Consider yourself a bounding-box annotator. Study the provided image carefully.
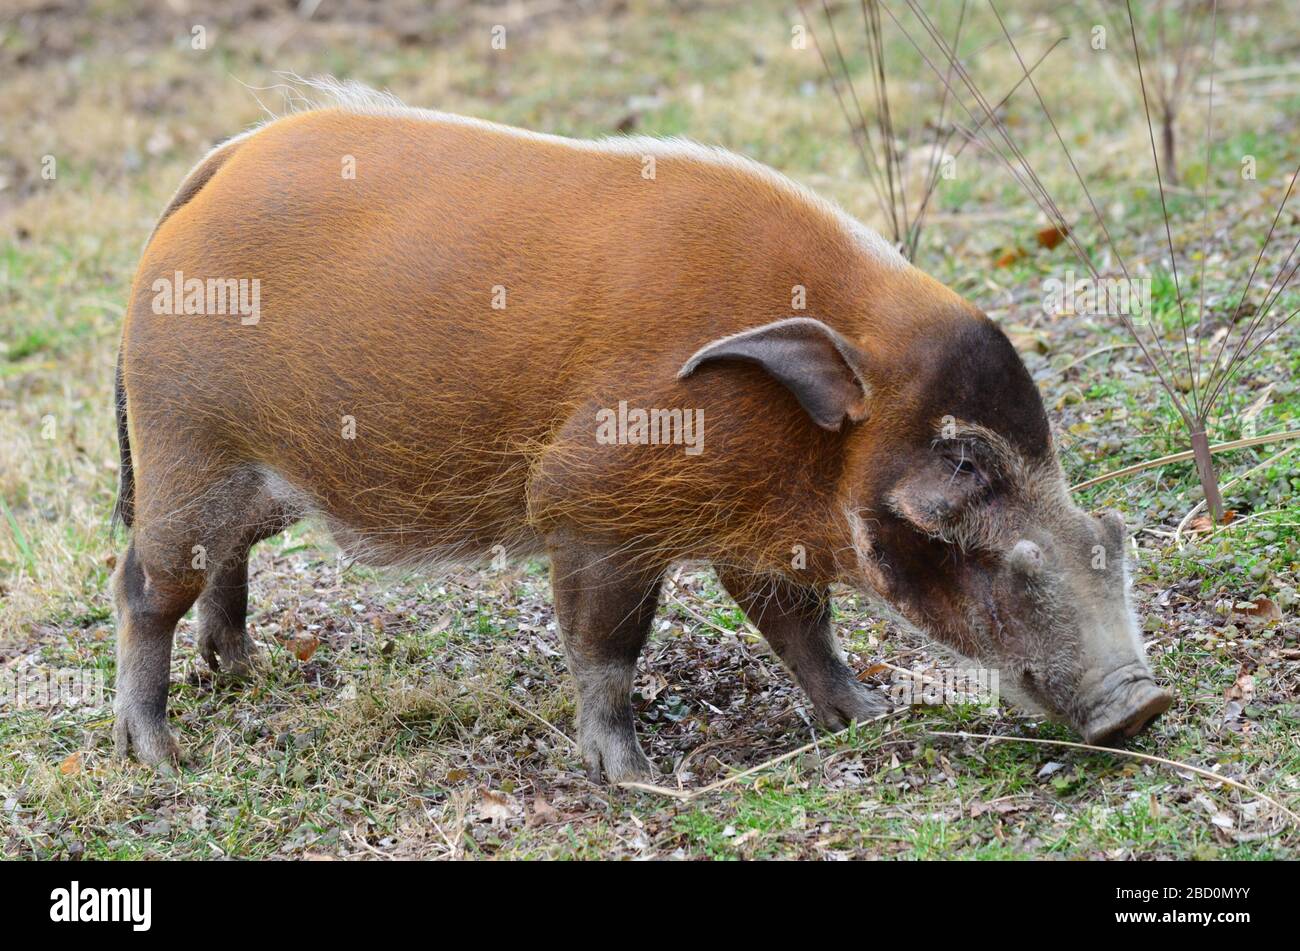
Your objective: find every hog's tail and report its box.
[111,342,134,531]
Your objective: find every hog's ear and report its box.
[677,317,872,431]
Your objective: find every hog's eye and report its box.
[942,449,984,484]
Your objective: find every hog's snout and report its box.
[1078,664,1172,746]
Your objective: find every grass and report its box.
[1,0,1298,859]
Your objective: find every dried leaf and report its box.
[291,634,320,661]
[1235,597,1282,625]
[634,673,667,702]
[1035,224,1068,249]
[477,789,521,825]
[1189,509,1236,533]
[1240,383,1275,424]
[59,752,82,776]
[1222,699,1244,729]
[529,795,561,827]
[995,247,1027,268]
[1008,328,1050,355]
[1224,668,1255,704]
[970,799,1028,818]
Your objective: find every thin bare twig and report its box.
[1069,428,1300,492]
[886,0,1195,414]
[929,730,1300,826]
[619,709,905,800]
[623,720,1299,828]
[802,1,1061,259]
[1042,342,1138,379]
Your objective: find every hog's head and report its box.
[679,312,1171,744]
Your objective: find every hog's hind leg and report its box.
[548,537,665,784]
[196,555,256,677]
[113,539,204,766]
[717,569,888,729]
[195,504,296,677]
[115,462,297,764]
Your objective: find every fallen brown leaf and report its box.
[972,800,1029,821]
[1235,597,1283,625]
[1189,509,1237,533]
[477,788,521,826]
[1035,224,1069,249]
[1224,667,1255,704]
[995,247,1027,268]
[1008,328,1050,355]
[529,795,561,827]
[970,798,1029,818]
[858,662,890,681]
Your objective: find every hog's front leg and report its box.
[548,535,665,783]
[717,569,888,729]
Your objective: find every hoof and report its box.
[198,627,258,677]
[580,727,655,785]
[113,705,182,768]
[814,680,890,731]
